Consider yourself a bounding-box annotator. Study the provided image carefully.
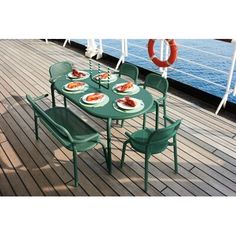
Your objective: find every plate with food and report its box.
[68,69,90,79]
[93,72,118,83]
[82,92,106,104]
[113,82,140,94]
[116,96,142,110]
[64,81,87,91]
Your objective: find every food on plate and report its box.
[116,82,134,92]
[86,93,104,101]
[96,72,110,80]
[117,96,136,107]
[72,69,86,78]
[67,81,85,89]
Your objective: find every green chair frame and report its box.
[142,73,169,130]
[26,94,108,187]
[117,62,139,127]
[120,116,181,192]
[49,61,73,107]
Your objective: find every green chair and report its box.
[49,61,73,107]
[26,94,108,187]
[119,62,139,84]
[118,62,139,127]
[142,73,169,130]
[120,116,181,192]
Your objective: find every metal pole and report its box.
[96,39,103,59]
[124,39,128,57]
[223,42,236,107]
[163,40,169,79]
[121,39,125,63]
[115,39,125,70]
[160,39,164,74]
[215,40,236,114]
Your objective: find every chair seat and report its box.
[44,107,99,151]
[129,128,154,153]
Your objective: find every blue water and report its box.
[73,39,236,104]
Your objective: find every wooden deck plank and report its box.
[1,141,44,196]
[0,166,15,196]
[0,145,29,196]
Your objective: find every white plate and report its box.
[114,82,138,93]
[64,82,86,91]
[68,71,90,79]
[93,73,117,82]
[116,98,142,110]
[82,93,106,104]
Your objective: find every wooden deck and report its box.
[0,39,236,196]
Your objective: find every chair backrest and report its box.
[49,61,73,80]
[147,120,181,154]
[144,73,169,95]
[26,95,73,143]
[119,62,139,84]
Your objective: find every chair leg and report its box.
[120,140,129,168]
[34,113,39,140]
[116,120,119,125]
[173,135,178,173]
[163,100,167,127]
[142,113,146,129]
[100,142,109,170]
[155,103,159,130]
[121,120,125,128]
[73,148,79,187]
[51,84,56,107]
[144,153,150,192]
[64,97,67,108]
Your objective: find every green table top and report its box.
[54,70,154,120]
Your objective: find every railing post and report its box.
[215,39,236,115]
[115,39,126,70]
[96,39,103,59]
[85,39,98,58]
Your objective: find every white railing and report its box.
[71,39,236,114]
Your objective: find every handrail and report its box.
[75,39,234,97]
[103,42,229,75]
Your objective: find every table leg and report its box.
[106,118,112,174]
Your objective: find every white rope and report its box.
[128,42,231,60]
[177,43,231,60]
[169,67,226,89]
[101,42,229,90]
[177,56,228,74]
[126,42,228,74]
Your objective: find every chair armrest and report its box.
[154,96,166,104]
[125,132,132,138]
[49,77,56,83]
[125,131,149,145]
[49,75,65,84]
[163,116,175,124]
[137,82,145,87]
[33,94,49,101]
[73,133,99,144]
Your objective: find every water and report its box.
[73,39,236,104]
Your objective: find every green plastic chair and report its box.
[26,94,108,187]
[120,116,181,192]
[118,62,139,127]
[142,73,169,130]
[49,61,73,107]
[119,62,139,84]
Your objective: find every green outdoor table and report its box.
[54,70,154,173]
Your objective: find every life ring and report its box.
[148,39,178,68]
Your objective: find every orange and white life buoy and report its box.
[148,39,178,68]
